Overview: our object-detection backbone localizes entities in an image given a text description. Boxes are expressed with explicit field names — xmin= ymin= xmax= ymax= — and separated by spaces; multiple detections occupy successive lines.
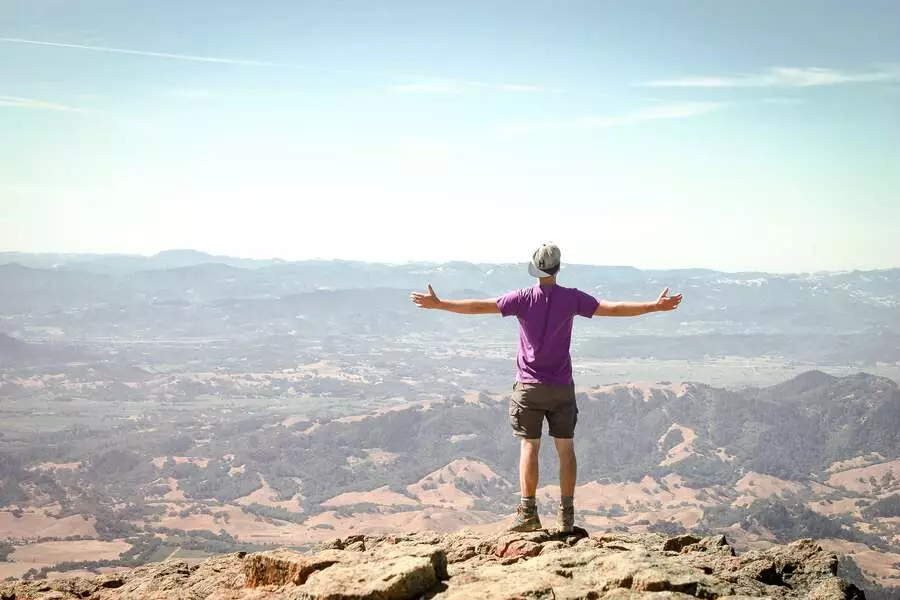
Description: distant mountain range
xmin=2 ymin=251 xmax=897 ymax=350
xmin=3 ymin=249 xmax=898 ymax=280
xmin=0 ymin=250 xmax=287 ymax=272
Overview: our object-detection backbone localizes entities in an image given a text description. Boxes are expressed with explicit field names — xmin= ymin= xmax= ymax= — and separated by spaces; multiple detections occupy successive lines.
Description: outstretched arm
xmin=594 ymin=287 xmax=682 ymax=317
xmin=410 ymin=284 xmax=500 ymax=315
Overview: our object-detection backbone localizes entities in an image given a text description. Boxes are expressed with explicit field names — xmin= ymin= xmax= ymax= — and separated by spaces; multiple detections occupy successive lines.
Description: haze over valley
xmin=2 ymin=252 xmax=899 ymax=597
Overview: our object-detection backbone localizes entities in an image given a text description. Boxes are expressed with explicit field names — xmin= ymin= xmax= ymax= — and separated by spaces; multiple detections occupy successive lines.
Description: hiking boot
xmin=556 ymin=504 xmax=575 ymax=533
xmin=509 ymin=504 xmax=542 ymax=532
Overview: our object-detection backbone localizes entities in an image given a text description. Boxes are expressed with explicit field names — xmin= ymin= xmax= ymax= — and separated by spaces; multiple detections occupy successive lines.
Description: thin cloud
xmin=642 ymin=66 xmax=900 ymax=88
xmin=389 ymin=82 xmax=467 ymax=94
xmin=1 ymin=37 xmax=549 ymax=94
xmin=0 ymin=95 xmax=82 ymax=112
xmin=388 ymin=79 xmax=548 ymax=94
xmin=0 ymin=37 xmax=309 ymax=69
xmin=458 ymin=80 xmax=549 ymax=93
xmin=500 ymin=101 xmax=724 ymax=135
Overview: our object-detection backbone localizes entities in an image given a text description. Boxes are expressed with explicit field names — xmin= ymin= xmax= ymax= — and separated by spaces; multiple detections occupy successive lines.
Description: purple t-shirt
xmin=496 ymin=284 xmax=600 ymax=386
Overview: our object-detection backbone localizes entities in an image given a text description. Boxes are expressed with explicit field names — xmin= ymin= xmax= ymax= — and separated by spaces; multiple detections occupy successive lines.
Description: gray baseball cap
xmin=528 ymin=243 xmax=561 ymax=278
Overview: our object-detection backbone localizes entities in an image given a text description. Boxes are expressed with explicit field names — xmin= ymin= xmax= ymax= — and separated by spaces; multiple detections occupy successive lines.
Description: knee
xmin=521 ymin=439 xmax=541 ymax=459
xmin=555 ymin=442 xmax=576 ymax=463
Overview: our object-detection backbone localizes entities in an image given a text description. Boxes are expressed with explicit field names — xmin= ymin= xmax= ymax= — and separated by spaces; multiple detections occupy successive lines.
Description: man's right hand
xmin=654 ymin=287 xmax=683 ymax=312
xmin=411 ymin=284 xmax=442 ymax=310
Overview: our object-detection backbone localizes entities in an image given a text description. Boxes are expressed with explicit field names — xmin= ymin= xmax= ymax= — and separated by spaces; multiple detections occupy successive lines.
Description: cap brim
xmin=528 ymin=262 xmax=552 ymax=278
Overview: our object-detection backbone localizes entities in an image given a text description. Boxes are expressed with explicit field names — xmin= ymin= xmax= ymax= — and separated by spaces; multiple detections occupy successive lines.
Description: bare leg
xmin=553 ymin=437 xmax=577 ymax=497
xmin=519 ymin=438 xmax=541 ymax=497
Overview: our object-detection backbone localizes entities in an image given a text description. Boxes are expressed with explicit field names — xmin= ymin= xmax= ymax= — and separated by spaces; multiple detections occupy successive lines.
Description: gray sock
xmin=522 ymin=496 xmax=537 ymax=510
xmin=561 ymin=496 xmax=574 ymax=510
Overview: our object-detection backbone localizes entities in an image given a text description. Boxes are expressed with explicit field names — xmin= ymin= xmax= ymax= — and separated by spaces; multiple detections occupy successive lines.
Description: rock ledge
xmin=0 ymin=529 xmax=864 ymax=599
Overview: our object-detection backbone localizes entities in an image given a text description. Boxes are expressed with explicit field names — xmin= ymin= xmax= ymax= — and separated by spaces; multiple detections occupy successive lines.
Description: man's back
xmin=497 ymin=284 xmax=599 ymax=386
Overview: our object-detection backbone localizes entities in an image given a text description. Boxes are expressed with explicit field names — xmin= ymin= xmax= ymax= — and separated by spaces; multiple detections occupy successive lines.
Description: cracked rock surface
xmin=0 ymin=529 xmax=864 ymax=599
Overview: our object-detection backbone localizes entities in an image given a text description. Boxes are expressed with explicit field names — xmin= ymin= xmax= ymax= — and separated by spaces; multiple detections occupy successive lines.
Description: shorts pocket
xmin=508 ymin=400 xmax=521 ymax=431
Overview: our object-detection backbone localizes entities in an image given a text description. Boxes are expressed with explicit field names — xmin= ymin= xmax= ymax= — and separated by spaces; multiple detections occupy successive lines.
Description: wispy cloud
xmin=1 ymin=37 xmax=549 ymax=95
xmin=388 ymin=79 xmax=548 ymax=94
xmin=500 ymin=101 xmax=724 ymax=135
xmin=389 ymin=82 xmax=467 ymax=94
xmin=0 ymin=95 xmax=82 ymax=112
xmin=642 ymin=66 xmax=900 ymax=88
xmin=459 ymin=80 xmax=548 ymax=93
xmin=0 ymin=37 xmax=305 ymax=69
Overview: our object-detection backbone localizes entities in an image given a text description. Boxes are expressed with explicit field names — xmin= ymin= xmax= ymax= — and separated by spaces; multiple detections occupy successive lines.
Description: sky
xmin=1 ymin=0 xmax=899 ymax=273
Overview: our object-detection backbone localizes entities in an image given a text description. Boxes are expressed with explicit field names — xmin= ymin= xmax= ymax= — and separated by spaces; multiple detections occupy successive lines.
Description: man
xmin=410 ymin=243 xmax=682 ymax=533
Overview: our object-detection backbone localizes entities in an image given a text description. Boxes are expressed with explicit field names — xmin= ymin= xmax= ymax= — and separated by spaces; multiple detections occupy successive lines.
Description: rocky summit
xmin=0 ymin=529 xmax=864 ymax=599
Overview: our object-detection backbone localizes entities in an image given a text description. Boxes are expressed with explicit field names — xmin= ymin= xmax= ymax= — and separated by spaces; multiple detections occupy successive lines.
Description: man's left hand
xmin=411 ymin=284 xmax=442 ymax=309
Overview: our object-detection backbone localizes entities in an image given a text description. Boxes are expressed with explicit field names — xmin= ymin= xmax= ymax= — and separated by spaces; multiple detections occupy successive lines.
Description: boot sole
xmin=508 ymin=522 xmax=543 ymax=532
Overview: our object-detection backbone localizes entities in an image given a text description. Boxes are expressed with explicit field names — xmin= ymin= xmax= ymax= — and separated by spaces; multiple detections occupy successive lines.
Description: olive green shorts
xmin=509 ymin=381 xmax=578 ymax=439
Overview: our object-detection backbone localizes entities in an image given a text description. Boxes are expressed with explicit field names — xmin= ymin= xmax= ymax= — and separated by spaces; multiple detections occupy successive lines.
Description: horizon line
xmin=0 ymin=249 xmax=896 ymax=276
